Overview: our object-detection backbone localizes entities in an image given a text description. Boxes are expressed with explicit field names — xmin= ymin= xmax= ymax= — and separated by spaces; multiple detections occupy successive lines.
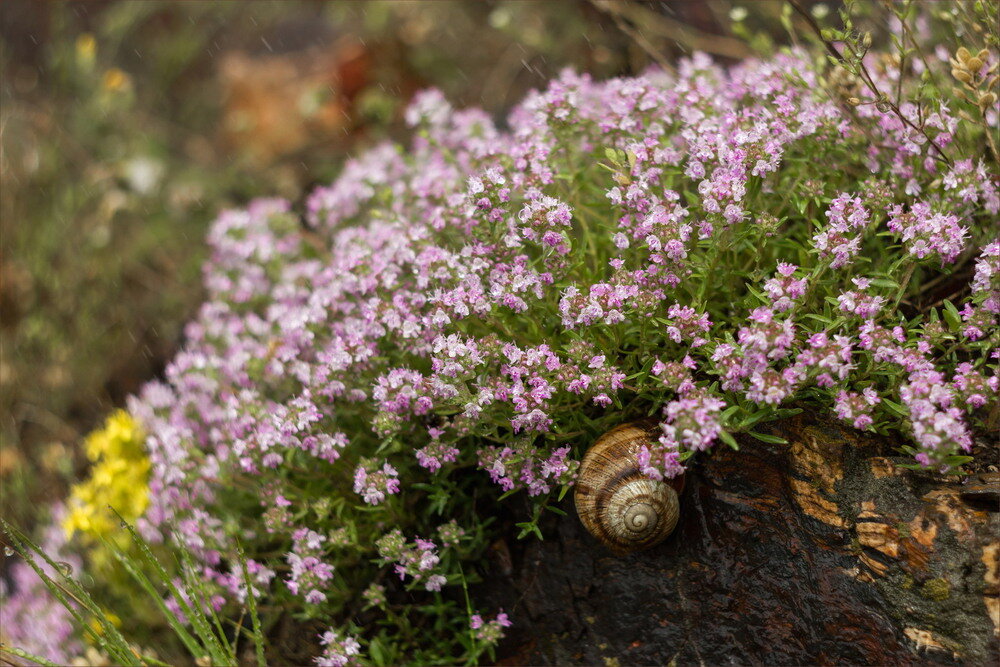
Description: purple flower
xmin=470 ymin=609 xmax=513 ymax=645
xmin=376 ymin=529 xmax=450 ymax=592
xmin=353 ymin=460 xmax=401 ymax=505
xmin=887 ymin=201 xmax=968 ymax=264
xmin=315 ymin=629 xmax=362 ymax=667
xmin=813 ymin=193 xmax=872 ymax=268
xmin=900 ymin=368 xmax=973 ymax=462
xmin=834 ymin=389 xmax=881 ymax=430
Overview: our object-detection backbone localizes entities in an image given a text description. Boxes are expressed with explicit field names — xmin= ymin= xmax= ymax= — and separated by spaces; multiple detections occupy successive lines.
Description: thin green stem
xmin=891 ymin=261 xmax=917 ymax=311
xmin=458 ymin=563 xmax=479 ymax=666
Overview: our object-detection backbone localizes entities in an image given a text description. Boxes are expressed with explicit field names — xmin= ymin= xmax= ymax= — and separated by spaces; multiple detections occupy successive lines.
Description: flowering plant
xmin=125 ymin=38 xmax=997 ymax=660
xmin=6 ymin=7 xmax=999 ymax=664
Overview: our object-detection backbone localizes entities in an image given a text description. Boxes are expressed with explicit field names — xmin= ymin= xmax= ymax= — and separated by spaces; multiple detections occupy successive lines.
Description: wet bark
xmin=480 ymin=417 xmax=999 ymax=666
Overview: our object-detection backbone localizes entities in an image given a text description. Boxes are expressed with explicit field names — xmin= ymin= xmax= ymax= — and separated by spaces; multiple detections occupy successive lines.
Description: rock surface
xmin=481 ymin=417 xmax=999 ymax=666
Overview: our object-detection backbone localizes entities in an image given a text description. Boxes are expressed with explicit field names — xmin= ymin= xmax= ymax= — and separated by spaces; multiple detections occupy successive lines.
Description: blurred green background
xmin=0 ymin=0 xmax=797 ymax=534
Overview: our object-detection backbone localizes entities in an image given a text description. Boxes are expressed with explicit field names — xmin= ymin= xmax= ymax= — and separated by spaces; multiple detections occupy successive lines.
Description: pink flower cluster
xmin=436 ymin=519 xmax=466 ymax=548
xmin=838 ymin=277 xmax=887 ymax=319
xmin=478 ymin=443 xmax=579 ymax=496
xmin=470 ymin=610 xmax=513 ymax=646
xmin=887 ymin=201 xmax=967 ymax=263
xmin=315 ymin=629 xmax=362 ymax=667
xmin=764 ymin=263 xmax=808 ymax=312
xmin=416 ymin=431 xmax=461 ymax=472
xmin=515 ymin=190 xmax=574 ymax=254
xmin=855 ymin=319 xmax=989 ymax=466
xmin=951 ymin=362 xmax=996 ymax=410
xmin=361 ymin=583 xmax=387 ymax=610
xmin=639 ymin=390 xmax=727 ymax=480
xmin=713 ymin=305 xmax=799 ymax=405
xmin=353 ymin=459 xmax=401 ymax=505
xmin=813 ymin=193 xmax=873 ymax=268
xmin=901 ymin=369 xmax=973 ymax=463
xmin=286 ymin=528 xmax=335 ymax=605
xmin=970 ymin=240 xmax=1000 ymax=315
xmin=834 ymin=389 xmax=882 ymax=430
xmin=375 ymin=529 xmax=448 ymax=592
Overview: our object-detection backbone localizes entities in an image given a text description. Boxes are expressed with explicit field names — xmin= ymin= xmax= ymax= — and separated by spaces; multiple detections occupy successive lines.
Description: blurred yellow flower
xmin=63 ymin=410 xmax=150 ymax=541
xmin=89 ymin=609 xmax=122 ymax=636
xmin=102 ymin=68 xmax=131 ymax=93
xmin=76 ymin=34 xmax=97 ymax=63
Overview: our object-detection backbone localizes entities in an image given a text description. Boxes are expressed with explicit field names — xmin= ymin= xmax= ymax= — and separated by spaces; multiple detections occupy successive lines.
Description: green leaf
xmin=718 ymin=429 xmax=740 ymax=450
xmin=740 ymin=409 xmax=774 ymax=428
xmin=943 ymin=300 xmax=962 ymax=332
xmin=515 ymin=521 xmax=543 ymax=541
xmin=780 ymin=3 xmax=794 ymax=33
xmin=369 ymin=636 xmax=389 ymax=667
xmin=882 ymin=399 xmax=907 ymax=418
xmin=721 ymin=405 xmax=742 ymax=423
xmin=748 ymin=431 xmax=789 ymax=445
xmin=870 ymin=278 xmax=898 ymax=290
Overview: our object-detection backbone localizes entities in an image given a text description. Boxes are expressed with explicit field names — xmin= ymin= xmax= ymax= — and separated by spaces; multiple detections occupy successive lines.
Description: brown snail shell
xmin=574 ymin=421 xmax=683 ymax=554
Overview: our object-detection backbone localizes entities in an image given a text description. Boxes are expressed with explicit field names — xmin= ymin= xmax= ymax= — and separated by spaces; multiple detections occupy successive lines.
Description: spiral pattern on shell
xmin=574 ymin=421 xmax=681 ymax=553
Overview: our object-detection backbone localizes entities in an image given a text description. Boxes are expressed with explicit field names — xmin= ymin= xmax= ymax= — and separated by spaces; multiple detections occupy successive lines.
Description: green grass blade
xmin=0 ymin=643 xmax=61 ymax=667
xmin=457 ymin=563 xmax=479 ymax=666
xmin=1 ymin=520 xmax=139 ymax=666
xmin=139 ymin=653 xmax=173 ymax=667
xmin=236 ymin=540 xmax=267 ymax=667
xmin=110 ymin=511 xmax=227 ymax=664
xmin=99 ymin=535 xmax=204 ymax=660
xmin=175 ymin=538 xmax=233 ymax=664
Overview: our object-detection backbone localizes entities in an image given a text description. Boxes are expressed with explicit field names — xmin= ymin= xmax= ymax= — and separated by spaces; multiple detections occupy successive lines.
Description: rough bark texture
xmin=480 ymin=417 xmax=999 ymax=666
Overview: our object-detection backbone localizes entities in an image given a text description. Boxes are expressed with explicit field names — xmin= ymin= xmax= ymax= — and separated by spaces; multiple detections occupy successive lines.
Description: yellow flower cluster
xmin=63 ymin=410 xmax=150 ymax=541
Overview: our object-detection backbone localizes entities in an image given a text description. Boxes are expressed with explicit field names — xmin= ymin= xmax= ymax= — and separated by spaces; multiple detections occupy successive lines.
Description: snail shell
xmin=574 ymin=421 xmax=682 ymax=554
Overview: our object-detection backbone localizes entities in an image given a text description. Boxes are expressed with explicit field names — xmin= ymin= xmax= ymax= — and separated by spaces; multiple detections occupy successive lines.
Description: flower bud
xmin=957 ymin=47 xmax=972 ymax=62
xmin=976 ymin=48 xmax=990 ymax=61
xmin=978 ymin=92 xmax=997 ymax=109
xmin=966 ymin=57 xmax=983 ymax=72
xmin=847 ymin=97 xmax=861 ymax=106
xmin=952 ymin=68 xmax=973 ymax=84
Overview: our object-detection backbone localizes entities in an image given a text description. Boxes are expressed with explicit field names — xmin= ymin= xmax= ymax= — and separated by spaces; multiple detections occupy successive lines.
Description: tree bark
xmin=481 ymin=417 xmax=999 ymax=666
